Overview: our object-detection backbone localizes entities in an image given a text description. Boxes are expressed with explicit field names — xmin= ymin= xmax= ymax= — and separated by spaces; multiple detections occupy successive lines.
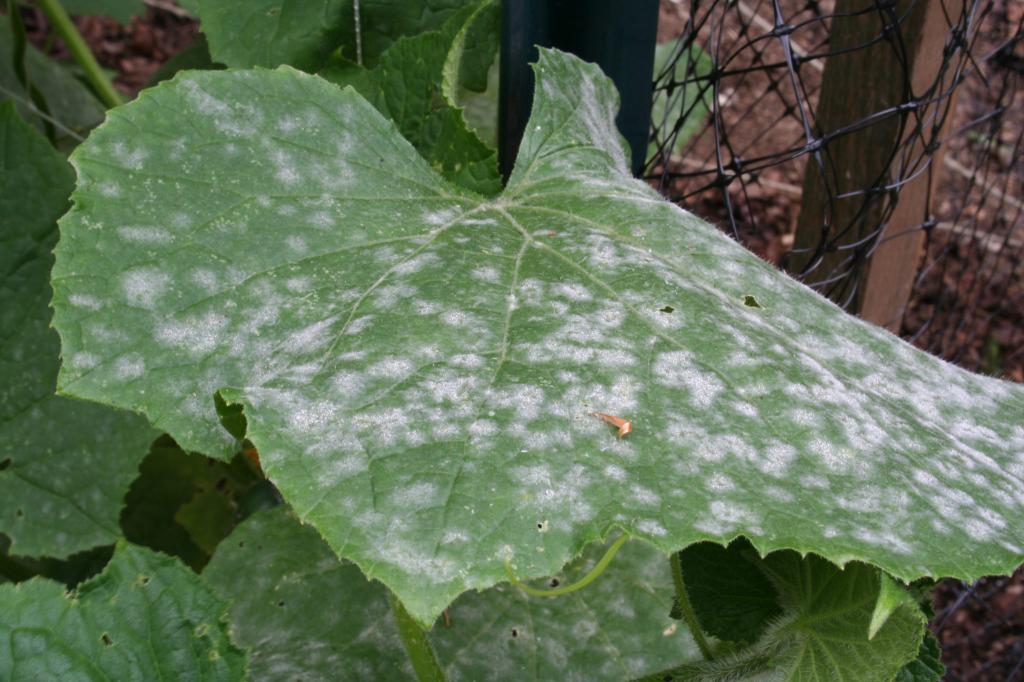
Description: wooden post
xmin=788 ymin=0 xmax=963 ymax=330
xmin=857 ymin=2 xmax=964 ymax=330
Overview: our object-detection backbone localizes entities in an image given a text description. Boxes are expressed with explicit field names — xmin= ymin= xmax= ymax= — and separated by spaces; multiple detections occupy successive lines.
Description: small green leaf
xmin=894 ymin=632 xmax=945 ymax=682
xmin=52 ymin=50 xmax=1024 ymax=629
xmin=60 ymin=0 xmax=145 ymax=24
xmin=204 ymin=507 xmax=699 ymax=680
xmin=869 ymin=572 xmax=917 ymax=639
xmin=0 ymin=16 xmax=104 ymax=141
xmin=120 ymin=440 xmax=259 ymax=569
xmin=199 ymin=0 xmax=474 ymax=71
xmin=441 ymin=0 xmax=498 ymax=100
xmin=0 ymin=103 xmax=156 ymax=559
xmin=639 ymin=551 xmax=927 ymax=682
xmin=0 ymin=542 xmax=246 ymax=679
xmin=649 ymin=39 xmax=712 ymax=160
xmin=677 ymin=539 xmax=783 ymax=645
xmin=148 ymin=34 xmax=224 ymax=86
xmin=320 ymin=3 xmax=500 ymax=195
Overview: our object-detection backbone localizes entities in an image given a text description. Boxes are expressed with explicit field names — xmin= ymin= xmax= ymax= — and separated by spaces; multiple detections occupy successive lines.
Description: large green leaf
xmin=0 ymin=16 xmax=105 ymax=141
xmin=0 ymin=103 xmax=156 ymax=559
xmin=199 ymin=0 xmax=472 ymax=71
xmin=0 ymin=542 xmax=245 ymax=679
xmin=204 ymin=506 xmax=697 ymax=680
xmin=51 ymin=50 xmax=1024 ymax=628
xmin=320 ymin=2 xmax=499 ymax=195
xmin=638 ymin=551 xmax=926 ymax=681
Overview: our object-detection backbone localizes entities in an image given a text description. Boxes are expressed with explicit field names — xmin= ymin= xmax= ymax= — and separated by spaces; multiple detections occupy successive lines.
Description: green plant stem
xmin=36 ymin=0 xmax=123 ymax=109
xmin=505 ymin=533 xmax=628 ymax=597
xmin=671 ymin=552 xmax=713 ymax=661
xmin=388 ymin=592 xmax=446 ymax=682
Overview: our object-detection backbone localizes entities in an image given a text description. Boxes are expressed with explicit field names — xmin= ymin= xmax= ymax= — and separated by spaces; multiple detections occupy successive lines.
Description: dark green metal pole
xmin=498 ymin=0 xmax=660 ymax=180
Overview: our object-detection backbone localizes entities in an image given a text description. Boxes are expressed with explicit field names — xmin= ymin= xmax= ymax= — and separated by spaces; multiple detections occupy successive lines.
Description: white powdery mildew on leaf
xmin=50 ymin=52 xmax=1024 ymax=627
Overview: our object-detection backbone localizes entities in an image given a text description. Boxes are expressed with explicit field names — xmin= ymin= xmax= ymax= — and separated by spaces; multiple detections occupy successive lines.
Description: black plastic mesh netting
xmin=647 ymin=0 xmax=1023 ymax=677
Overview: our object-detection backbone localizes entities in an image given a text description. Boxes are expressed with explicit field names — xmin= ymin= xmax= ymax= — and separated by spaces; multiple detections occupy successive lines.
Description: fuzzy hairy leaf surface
xmin=638 ymin=551 xmax=926 ymax=682
xmin=0 ymin=104 xmax=156 ymax=559
xmin=51 ymin=49 xmax=1024 ymax=626
xmin=0 ymin=542 xmax=245 ymax=679
xmin=199 ymin=0 xmax=472 ymax=71
xmin=204 ymin=506 xmax=697 ymax=680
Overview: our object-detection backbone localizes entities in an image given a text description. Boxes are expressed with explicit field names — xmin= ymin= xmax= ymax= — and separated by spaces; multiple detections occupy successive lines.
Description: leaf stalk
xmin=388 ymin=592 xmax=447 ymax=682
xmin=505 ymin=533 xmax=628 ymax=597
xmin=671 ymin=551 xmax=714 ymax=661
xmin=36 ymin=0 xmax=124 ymax=109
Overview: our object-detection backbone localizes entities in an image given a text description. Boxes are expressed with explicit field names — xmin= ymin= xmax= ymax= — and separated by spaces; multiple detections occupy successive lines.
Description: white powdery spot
xmin=286 ymin=235 xmax=308 ymax=253
xmin=68 ymin=294 xmax=103 ymax=311
xmin=156 ymin=312 xmax=229 ymax=354
xmin=114 ymin=354 xmax=145 ymax=380
xmin=636 ymin=519 xmax=667 ymax=537
xmin=470 ymin=266 xmax=501 ymax=283
xmin=284 ymin=317 xmax=338 ymax=354
xmin=285 ymin=276 xmax=312 ymax=293
xmin=367 ymin=357 xmax=415 ymax=380
xmin=706 ymin=473 xmax=735 ymax=492
xmin=393 ymin=252 xmax=441 ymax=276
xmin=760 ymin=442 xmax=797 ymax=477
xmin=653 ymin=351 xmax=724 ymax=408
xmin=631 ymin=484 xmax=661 ymax=506
xmin=551 ymin=282 xmax=593 ymax=301
xmin=117 ymin=226 xmax=173 ymax=244
xmin=603 ymin=464 xmax=628 ymax=482
xmin=389 ymin=482 xmax=439 ymax=510
xmin=121 ymin=267 xmax=170 ymax=309
xmin=345 ymin=315 xmax=374 ymax=335
xmin=190 ymin=269 xmax=219 ymax=291
xmin=288 ymin=400 xmax=339 ymax=435
xmin=71 ymin=352 xmax=99 ymax=369
xmin=422 ymin=208 xmax=459 ymax=226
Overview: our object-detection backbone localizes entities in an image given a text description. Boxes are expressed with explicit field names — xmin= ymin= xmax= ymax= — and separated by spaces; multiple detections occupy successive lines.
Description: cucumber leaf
xmin=0 ymin=103 xmax=156 ymax=559
xmin=51 ymin=50 xmax=1024 ymax=628
xmin=320 ymin=2 xmax=499 ymax=195
xmin=199 ymin=0 xmax=474 ymax=71
xmin=0 ymin=542 xmax=245 ymax=679
xmin=637 ymin=551 xmax=927 ymax=681
xmin=204 ymin=506 xmax=698 ymax=680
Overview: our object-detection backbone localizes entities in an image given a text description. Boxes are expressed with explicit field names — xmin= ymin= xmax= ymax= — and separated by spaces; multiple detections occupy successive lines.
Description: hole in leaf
xmin=0 ymin=457 xmax=11 ymax=471
xmin=137 ymin=575 xmax=151 ymax=586
xmin=742 ymin=295 xmax=763 ymax=308
xmin=101 ymin=633 xmax=113 ymax=646
xmin=511 ymin=628 xmax=519 ymax=638
xmin=277 ymin=600 xmax=285 ymax=608
xmin=659 ymin=305 xmax=674 ymax=313
xmin=536 ymin=520 xmax=549 ymax=532
xmin=549 ymin=578 xmax=560 ymax=588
